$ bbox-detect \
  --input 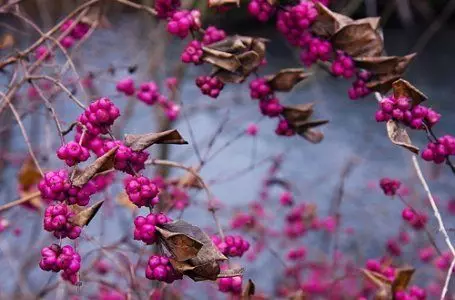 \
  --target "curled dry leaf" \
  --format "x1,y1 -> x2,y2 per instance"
155,226 -> 203,262
281,103 -> 314,124
392,79 -> 427,106
0,33 -> 14,49
124,129 -> 187,152
218,267 -> 245,278
202,47 -> 241,72
312,2 -> 353,38
386,120 -> 419,154
18,157 -> 42,190
331,23 -> 383,58
361,269 -> 392,300
353,53 -> 416,75
241,279 -> 255,300
162,220 -> 227,281
208,0 -> 240,7
391,267 -> 415,294
265,68 -> 310,92
71,146 -> 118,187
352,17 -> 381,30
69,200 -> 104,227
366,74 -> 402,94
